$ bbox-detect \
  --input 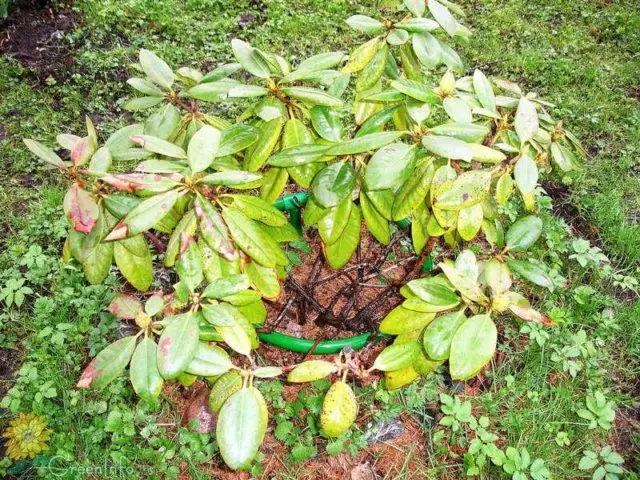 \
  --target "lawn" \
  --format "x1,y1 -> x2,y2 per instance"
0,0 -> 638,478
